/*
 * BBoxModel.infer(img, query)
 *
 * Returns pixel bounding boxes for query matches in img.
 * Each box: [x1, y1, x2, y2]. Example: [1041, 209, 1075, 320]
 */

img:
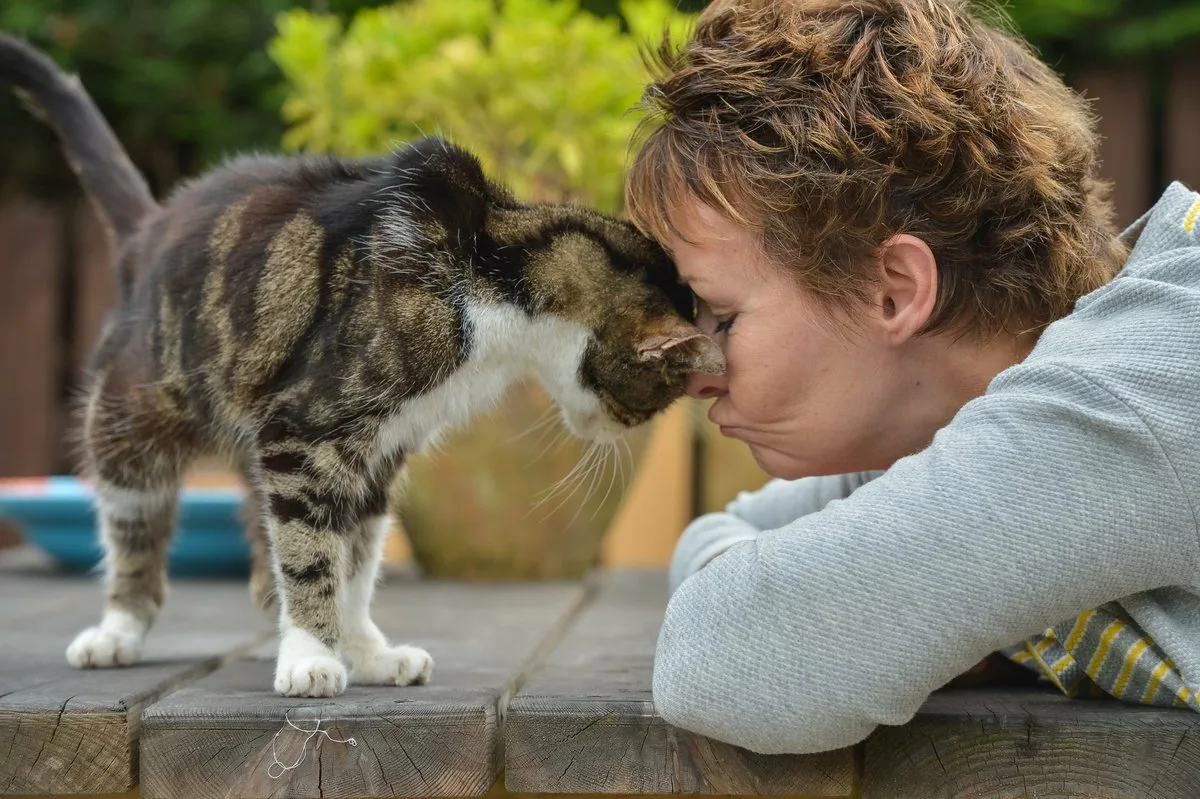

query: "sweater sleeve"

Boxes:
[667, 471, 885, 594]
[653, 363, 1200, 755]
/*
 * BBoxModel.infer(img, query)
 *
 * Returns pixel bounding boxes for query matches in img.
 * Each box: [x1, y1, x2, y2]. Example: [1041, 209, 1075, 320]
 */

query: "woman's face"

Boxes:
[670, 200, 938, 480]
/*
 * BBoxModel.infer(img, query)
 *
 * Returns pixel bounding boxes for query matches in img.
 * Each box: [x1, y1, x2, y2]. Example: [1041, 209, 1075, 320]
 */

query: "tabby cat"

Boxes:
[0, 34, 723, 697]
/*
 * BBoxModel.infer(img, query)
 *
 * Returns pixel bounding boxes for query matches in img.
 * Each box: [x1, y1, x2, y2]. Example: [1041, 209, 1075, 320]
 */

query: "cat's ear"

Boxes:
[637, 327, 726, 375]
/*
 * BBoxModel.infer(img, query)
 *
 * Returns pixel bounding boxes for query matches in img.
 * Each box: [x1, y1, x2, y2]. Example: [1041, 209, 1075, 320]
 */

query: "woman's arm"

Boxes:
[668, 471, 885, 594]
[654, 363, 1199, 754]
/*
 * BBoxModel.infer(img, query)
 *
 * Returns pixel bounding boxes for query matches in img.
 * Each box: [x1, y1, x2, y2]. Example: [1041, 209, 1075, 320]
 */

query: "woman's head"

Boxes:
[625, 0, 1127, 478]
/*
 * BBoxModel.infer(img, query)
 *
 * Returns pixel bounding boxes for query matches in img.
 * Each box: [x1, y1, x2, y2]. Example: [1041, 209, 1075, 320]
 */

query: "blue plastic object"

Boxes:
[0, 476, 250, 577]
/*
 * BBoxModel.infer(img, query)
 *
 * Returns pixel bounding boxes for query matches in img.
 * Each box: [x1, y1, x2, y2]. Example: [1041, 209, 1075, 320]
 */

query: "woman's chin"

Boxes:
[746, 443, 805, 480]
[746, 442, 859, 481]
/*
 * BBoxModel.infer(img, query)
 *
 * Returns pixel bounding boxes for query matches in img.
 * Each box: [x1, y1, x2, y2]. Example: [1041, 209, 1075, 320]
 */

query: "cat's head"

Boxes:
[384, 137, 724, 441]
[508, 208, 725, 442]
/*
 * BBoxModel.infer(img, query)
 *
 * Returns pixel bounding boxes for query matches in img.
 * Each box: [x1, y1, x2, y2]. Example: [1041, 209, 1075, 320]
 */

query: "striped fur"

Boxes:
[3, 34, 725, 697]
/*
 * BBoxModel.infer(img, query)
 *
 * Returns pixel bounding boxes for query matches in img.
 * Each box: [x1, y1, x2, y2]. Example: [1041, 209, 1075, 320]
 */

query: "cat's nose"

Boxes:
[685, 370, 728, 400]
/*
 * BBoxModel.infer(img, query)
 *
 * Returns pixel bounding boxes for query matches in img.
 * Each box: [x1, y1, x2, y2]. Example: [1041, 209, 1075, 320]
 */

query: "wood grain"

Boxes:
[0, 552, 270, 795]
[1072, 64, 1154, 228]
[0, 201, 64, 478]
[69, 201, 117, 377]
[505, 570, 856, 796]
[139, 579, 587, 799]
[862, 686, 1200, 799]
[1167, 53, 1200, 194]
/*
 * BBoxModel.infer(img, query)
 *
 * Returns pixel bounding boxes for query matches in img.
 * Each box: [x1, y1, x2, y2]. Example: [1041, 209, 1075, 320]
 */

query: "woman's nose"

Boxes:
[685, 370, 729, 400]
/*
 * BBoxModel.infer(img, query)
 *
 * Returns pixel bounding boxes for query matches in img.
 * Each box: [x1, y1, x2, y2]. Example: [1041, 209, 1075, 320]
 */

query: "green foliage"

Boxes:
[269, 0, 698, 213]
[0, 0, 385, 196]
[983, 0, 1200, 67]
[4, 0, 1197, 201]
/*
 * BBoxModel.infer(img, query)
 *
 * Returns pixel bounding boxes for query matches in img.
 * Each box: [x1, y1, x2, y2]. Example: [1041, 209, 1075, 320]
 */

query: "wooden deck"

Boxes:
[4, 548, 1200, 798]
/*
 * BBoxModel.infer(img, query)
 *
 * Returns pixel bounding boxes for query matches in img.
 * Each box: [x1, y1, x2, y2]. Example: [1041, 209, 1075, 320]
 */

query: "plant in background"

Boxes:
[267, 0, 699, 579]
[269, 0, 697, 213]
[980, 0, 1200, 67]
[0, 0, 388, 196]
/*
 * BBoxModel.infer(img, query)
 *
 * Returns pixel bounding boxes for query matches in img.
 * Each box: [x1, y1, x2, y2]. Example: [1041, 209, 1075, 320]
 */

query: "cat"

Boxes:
[0, 33, 724, 697]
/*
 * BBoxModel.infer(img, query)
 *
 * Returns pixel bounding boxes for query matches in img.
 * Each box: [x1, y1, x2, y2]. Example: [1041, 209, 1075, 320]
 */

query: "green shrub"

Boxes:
[0, 0, 385, 196]
[4, 0, 1198, 201]
[268, 0, 697, 213]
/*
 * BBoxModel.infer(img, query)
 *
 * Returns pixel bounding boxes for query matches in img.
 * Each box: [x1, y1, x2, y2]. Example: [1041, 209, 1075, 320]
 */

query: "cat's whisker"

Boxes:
[530, 425, 571, 465]
[542, 442, 603, 523]
[536, 439, 603, 514]
[529, 440, 594, 509]
[560, 442, 601, 500]
[600, 441, 622, 515]
[530, 416, 565, 451]
[619, 437, 635, 489]
[582, 442, 620, 524]
[578, 443, 606, 514]
[508, 405, 559, 443]
[526, 423, 566, 465]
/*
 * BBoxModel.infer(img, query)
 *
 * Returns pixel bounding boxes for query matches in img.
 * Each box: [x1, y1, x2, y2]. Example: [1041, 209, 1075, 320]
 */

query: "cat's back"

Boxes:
[135, 152, 393, 281]
[85, 151, 400, 404]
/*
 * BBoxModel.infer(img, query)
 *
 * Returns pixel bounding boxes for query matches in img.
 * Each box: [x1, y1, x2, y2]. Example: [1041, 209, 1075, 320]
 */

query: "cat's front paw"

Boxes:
[66, 625, 142, 668]
[345, 642, 434, 686]
[274, 654, 348, 697]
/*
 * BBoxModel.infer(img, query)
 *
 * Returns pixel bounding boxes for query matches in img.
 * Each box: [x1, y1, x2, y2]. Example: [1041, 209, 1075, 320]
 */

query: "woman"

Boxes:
[624, 0, 1200, 755]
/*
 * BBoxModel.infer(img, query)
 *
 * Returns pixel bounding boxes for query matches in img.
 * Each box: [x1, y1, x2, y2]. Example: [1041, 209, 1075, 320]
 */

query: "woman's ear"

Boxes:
[874, 234, 938, 345]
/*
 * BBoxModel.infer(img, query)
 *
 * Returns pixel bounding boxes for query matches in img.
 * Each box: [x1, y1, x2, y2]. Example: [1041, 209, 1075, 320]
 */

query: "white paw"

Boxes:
[345, 643, 434, 686]
[274, 654, 348, 697]
[66, 625, 142, 668]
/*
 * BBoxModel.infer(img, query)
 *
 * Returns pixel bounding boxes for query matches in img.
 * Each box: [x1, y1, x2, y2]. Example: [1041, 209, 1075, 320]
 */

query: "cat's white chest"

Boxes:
[370, 301, 589, 467]
[374, 358, 521, 458]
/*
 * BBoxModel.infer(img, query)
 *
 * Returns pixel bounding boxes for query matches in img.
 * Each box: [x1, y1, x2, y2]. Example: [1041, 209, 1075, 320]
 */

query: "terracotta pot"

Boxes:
[395, 380, 652, 580]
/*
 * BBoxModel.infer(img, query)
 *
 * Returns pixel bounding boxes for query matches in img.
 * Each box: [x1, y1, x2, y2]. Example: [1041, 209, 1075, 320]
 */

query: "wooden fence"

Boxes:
[2, 56, 1198, 493]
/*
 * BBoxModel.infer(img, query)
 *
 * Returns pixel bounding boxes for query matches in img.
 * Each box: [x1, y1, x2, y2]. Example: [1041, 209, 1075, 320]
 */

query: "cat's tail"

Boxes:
[0, 33, 158, 259]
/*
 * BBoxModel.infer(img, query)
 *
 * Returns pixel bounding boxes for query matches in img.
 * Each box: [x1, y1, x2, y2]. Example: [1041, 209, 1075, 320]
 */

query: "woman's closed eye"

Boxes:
[714, 315, 736, 335]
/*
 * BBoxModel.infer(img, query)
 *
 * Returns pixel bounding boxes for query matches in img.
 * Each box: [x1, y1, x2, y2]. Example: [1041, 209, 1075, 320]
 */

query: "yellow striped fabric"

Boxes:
[1184, 198, 1200, 234]
[1000, 603, 1200, 709]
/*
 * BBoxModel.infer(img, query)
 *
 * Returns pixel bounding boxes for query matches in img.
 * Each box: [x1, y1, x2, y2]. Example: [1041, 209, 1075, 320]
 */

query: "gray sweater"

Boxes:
[655, 181, 1200, 755]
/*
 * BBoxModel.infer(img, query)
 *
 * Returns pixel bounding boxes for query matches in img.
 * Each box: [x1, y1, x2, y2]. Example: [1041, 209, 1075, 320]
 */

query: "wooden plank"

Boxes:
[139, 579, 587, 799]
[862, 686, 1200, 799]
[0, 551, 272, 795]
[0, 201, 64, 478]
[1167, 54, 1200, 192]
[1072, 63, 1154, 228]
[505, 570, 856, 796]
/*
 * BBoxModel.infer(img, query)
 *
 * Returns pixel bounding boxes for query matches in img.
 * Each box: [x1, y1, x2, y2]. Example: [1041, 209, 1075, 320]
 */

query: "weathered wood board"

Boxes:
[0, 201, 63, 478]
[505, 570, 856, 796]
[0, 549, 271, 795]
[139, 579, 587, 799]
[863, 686, 1200, 799]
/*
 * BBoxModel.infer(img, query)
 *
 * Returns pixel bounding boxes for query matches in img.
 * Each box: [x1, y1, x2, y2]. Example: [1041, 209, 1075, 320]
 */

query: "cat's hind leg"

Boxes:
[341, 511, 433, 687]
[67, 381, 190, 668]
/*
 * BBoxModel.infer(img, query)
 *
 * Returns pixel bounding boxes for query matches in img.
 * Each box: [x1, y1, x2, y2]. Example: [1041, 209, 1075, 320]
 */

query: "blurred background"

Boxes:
[0, 0, 1197, 576]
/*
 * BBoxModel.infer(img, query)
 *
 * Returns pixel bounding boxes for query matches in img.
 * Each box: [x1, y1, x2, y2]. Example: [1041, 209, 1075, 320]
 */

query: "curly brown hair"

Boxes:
[626, 0, 1128, 337]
